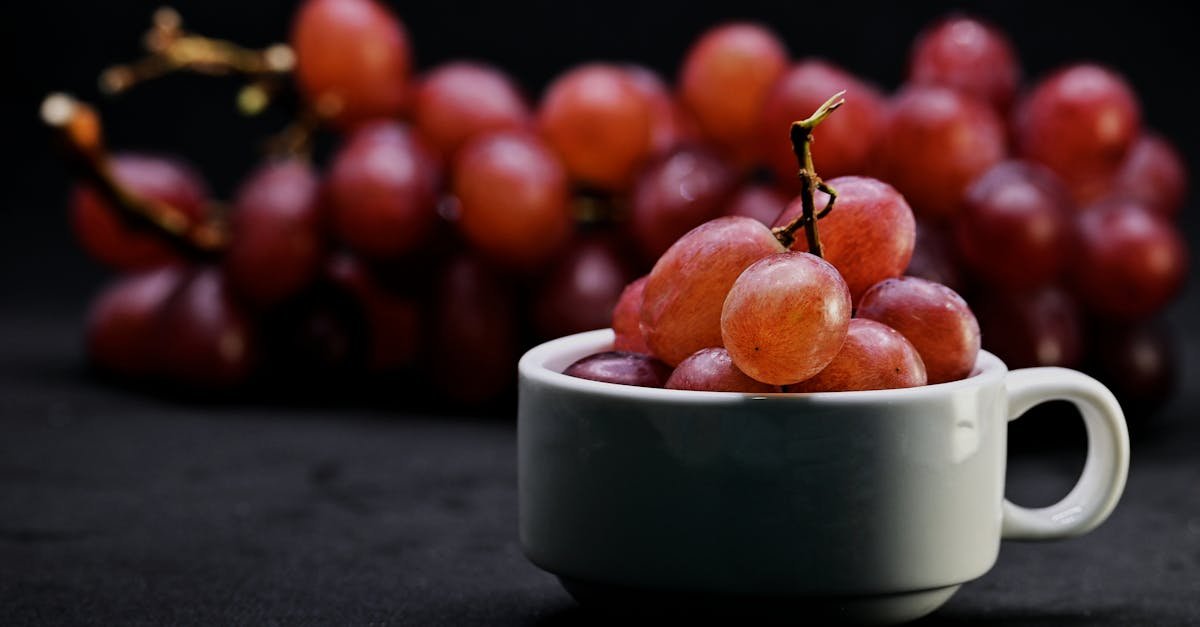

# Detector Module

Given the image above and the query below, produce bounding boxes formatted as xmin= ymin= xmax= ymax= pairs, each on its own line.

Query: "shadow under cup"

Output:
xmin=518 ymin=330 xmax=1129 ymax=624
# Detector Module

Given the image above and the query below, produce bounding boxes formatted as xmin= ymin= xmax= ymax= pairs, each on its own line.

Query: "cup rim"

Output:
xmin=519 ymin=329 xmax=1007 ymax=404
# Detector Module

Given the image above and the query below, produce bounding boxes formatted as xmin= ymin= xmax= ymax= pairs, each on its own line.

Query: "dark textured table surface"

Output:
xmin=2 ymin=311 xmax=1199 ymax=626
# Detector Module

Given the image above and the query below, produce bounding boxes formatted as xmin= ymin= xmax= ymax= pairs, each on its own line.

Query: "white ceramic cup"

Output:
xmin=518 ymin=330 xmax=1129 ymax=624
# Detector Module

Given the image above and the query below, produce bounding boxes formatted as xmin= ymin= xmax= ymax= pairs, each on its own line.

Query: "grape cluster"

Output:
xmin=53 ymin=4 xmax=1185 ymax=413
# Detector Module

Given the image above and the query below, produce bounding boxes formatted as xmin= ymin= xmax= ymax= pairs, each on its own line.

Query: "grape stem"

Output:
xmin=99 ymin=7 xmax=294 ymax=117
xmin=771 ymin=90 xmax=845 ymax=256
xmin=40 ymin=93 xmax=228 ymax=255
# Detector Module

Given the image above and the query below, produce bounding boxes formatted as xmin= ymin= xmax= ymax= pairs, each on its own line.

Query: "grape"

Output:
xmin=773 ymin=176 xmax=915 ymax=302
xmin=906 ymin=220 xmax=965 ymax=294
xmin=1014 ymin=64 xmax=1141 ymax=204
xmin=908 ymin=15 xmax=1021 ymax=112
xmin=432 ymin=254 xmax=518 ymax=404
xmin=787 ymin=319 xmax=926 ymax=392
xmin=1092 ymin=321 xmax=1177 ymax=419
xmin=724 ymin=184 xmax=789 ymax=226
xmin=85 ymin=266 xmax=188 ymax=378
xmin=954 ymin=161 xmax=1072 ymax=291
xmin=223 ymin=158 xmax=324 ymax=309
xmin=326 ymin=121 xmax=440 ymax=260
xmin=624 ymin=64 xmax=695 ymax=157
xmin=721 ymin=252 xmax=852 ymax=385
xmin=759 ymin=60 xmax=885 ymax=188
xmin=259 ymin=285 xmax=369 ymax=378
xmin=678 ymin=22 xmax=788 ymax=164
xmin=628 ymin=147 xmax=737 ymax=261
xmin=157 ymin=268 xmax=257 ymax=389
xmin=976 ymin=287 xmax=1083 ymax=369
xmin=857 ymin=276 xmax=980 ymax=384
xmin=1110 ymin=133 xmax=1188 ymax=218
xmin=872 ymin=85 xmax=1007 ymax=221
xmin=563 ymin=351 xmax=672 ymax=388
xmin=641 ymin=217 xmax=785 ymax=366
xmin=538 ymin=64 xmax=653 ymax=190
xmin=453 ymin=130 xmax=573 ymax=269
xmin=413 ymin=61 xmax=531 ymax=161
xmin=70 ymin=153 xmax=209 ymax=271
xmin=290 ymin=0 xmax=411 ymax=127
xmin=611 ymin=276 xmax=650 ymax=354
xmin=533 ymin=236 xmax=636 ymax=340
xmin=326 ymin=254 xmax=421 ymax=371
xmin=665 ymin=347 xmax=777 ymax=393
xmin=1070 ymin=200 xmax=1187 ymax=320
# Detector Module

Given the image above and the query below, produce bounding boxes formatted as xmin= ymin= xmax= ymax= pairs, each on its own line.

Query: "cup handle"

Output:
xmin=1001 ymin=367 xmax=1130 ymax=540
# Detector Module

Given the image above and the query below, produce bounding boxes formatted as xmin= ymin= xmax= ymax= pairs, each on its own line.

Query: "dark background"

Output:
xmin=2 ymin=1 xmax=1199 ymax=624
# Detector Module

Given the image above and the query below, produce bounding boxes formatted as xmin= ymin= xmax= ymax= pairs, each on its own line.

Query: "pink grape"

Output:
xmin=1014 ymin=63 xmax=1141 ymax=204
xmin=721 ymin=251 xmax=852 ymax=386
xmin=640 ymin=217 xmax=785 ymax=366
xmin=872 ymin=85 xmax=1007 ymax=221
xmin=1070 ymin=200 xmax=1187 ymax=320
xmin=611 ymin=276 xmax=650 ymax=354
xmin=908 ymin=15 xmax=1021 ymax=112
xmin=773 ymin=176 xmax=915 ymax=302
xmin=563 ymin=351 xmax=672 ymax=388
xmin=857 ymin=276 xmax=980 ymax=384
xmin=787 ymin=319 xmax=926 ymax=392
xmin=666 ymin=347 xmax=777 ymax=393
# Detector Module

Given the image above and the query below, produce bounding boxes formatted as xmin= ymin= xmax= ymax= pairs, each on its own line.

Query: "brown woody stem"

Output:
xmin=771 ymin=90 xmax=845 ymax=257
xmin=99 ymin=7 xmax=293 ymax=116
xmin=40 ymin=93 xmax=227 ymax=254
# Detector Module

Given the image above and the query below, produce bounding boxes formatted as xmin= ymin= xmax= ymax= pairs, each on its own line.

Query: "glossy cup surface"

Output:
xmin=519 ymin=330 xmax=1010 ymax=601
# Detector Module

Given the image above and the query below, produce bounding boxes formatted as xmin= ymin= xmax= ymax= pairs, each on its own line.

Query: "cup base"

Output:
xmin=559 ymin=577 xmax=960 ymax=625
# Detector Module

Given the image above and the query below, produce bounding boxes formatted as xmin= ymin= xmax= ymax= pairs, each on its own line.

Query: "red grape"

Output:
xmin=773 ymin=176 xmax=915 ymax=302
xmin=666 ymin=347 xmax=777 ymax=393
xmin=326 ymin=121 xmax=439 ymax=260
xmin=906 ymin=220 xmax=965 ymax=294
xmin=641 ymin=217 xmax=785 ymax=366
xmin=624 ymin=64 xmax=695 ymax=157
xmin=223 ymin=158 xmax=324 ymax=309
xmin=413 ymin=61 xmax=531 ymax=161
xmin=721 ymin=252 xmax=852 ymax=385
xmin=1092 ymin=321 xmax=1177 ymax=419
xmin=678 ymin=23 xmax=788 ymax=164
xmin=533 ymin=236 xmax=636 ymax=340
xmin=70 ymin=153 xmax=209 ymax=271
xmin=1110 ymin=133 xmax=1188 ymax=218
xmin=759 ymin=60 xmax=885 ymax=188
xmin=872 ymin=85 xmax=1007 ymax=221
xmin=724 ymin=184 xmax=789 ymax=226
xmin=326 ymin=254 xmax=421 ymax=371
xmin=563 ymin=351 xmax=672 ymax=388
xmin=628 ymin=147 xmax=737 ymax=261
xmin=787 ymin=318 xmax=926 ymax=392
xmin=85 ymin=266 xmax=188 ymax=378
xmin=432 ymin=254 xmax=518 ymax=404
xmin=1070 ymin=200 xmax=1187 ymax=320
xmin=955 ymin=161 xmax=1072 ymax=291
xmin=976 ymin=287 xmax=1083 ymax=369
xmin=612 ymin=276 xmax=650 ymax=354
xmin=157 ymin=268 xmax=257 ymax=389
xmin=538 ymin=64 xmax=653 ymax=190
xmin=291 ymin=0 xmax=411 ymax=127
xmin=908 ymin=15 xmax=1021 ymax=112
xmin=259 ymin=285 xmax=369 ymax=377
xmin=1015 ymin=64 xmax=1141 ymax=204
xmin=453 ymin=130 xmax=573 ymax=269
xmin=857 ymin=276 xmax=980 ymax=384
